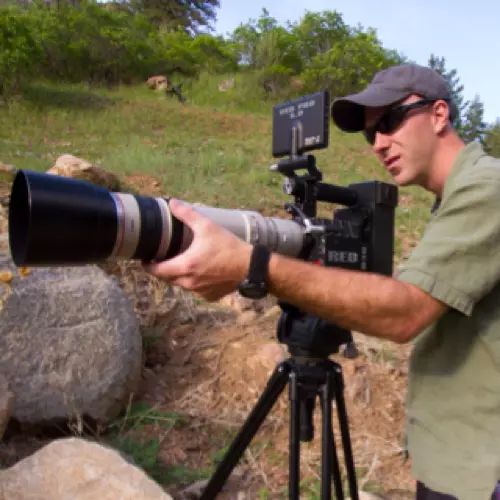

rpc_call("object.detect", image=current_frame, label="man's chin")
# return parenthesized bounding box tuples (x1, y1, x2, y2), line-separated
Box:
(391, 171, 414, 187)
(394, 178, 412, 187)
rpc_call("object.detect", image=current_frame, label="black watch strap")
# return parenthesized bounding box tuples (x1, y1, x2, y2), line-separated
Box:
(247, 244, 271, 283)
(238, 244, 271, 298)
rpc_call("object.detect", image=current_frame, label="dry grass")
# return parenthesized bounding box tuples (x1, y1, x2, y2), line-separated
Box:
(129, 297, 415, 498)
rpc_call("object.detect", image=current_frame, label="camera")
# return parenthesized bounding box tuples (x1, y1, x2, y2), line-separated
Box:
(8, 90, 398, 358)
(9, 90, 397, 275)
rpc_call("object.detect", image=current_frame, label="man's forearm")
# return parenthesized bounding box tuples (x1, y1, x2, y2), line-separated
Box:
(267, 253, 436, 343)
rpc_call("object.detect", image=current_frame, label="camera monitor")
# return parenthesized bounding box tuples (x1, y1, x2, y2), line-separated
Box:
(272, 90, 330, 158)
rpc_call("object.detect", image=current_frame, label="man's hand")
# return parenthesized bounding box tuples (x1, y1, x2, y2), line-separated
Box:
(143, 199, 253, 302)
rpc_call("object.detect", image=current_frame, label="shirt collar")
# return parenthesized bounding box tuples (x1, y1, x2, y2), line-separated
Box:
(431, 142, 486, 214)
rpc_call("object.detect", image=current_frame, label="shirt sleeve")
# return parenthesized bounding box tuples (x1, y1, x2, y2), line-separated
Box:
(396, 174, 500, 316)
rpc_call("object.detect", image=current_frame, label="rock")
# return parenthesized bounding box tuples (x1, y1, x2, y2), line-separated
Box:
(218, 291, 267, 314)
(0, 162, 16, 177)
(0, 204, 7, 234)
(156, 80, 170, 91)
(0, 255, 142, 425)
(0, 437, 173, 499)
(0, 233, 8, 253)
(0, 374, 14, 440)
(354, 492, 384, 500)
(218, 78, 235, 92)
(262, 305, 282, 319)
(146, 75, 171, 91)
(290, 76, 304, 90)
(236, 310, 259, 325)
(47, 154, 121, 190)
(0, 194, 9, 208)
(0, 162, 14, 209)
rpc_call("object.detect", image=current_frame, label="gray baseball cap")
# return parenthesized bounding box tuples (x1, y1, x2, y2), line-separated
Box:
(331, 63, 457, 132)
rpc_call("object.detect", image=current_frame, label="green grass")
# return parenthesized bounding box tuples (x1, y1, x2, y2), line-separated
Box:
(103, 401, 213, 488)
(0, 77, 434, 263)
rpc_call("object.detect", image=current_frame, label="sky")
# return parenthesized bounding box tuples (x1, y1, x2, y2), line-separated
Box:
(213, 0, 499, 123)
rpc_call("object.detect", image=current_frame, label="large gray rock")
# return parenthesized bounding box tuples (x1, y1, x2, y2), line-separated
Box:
(0, 256, 142, 425)
(0, 437, 173, 499)
(0, 374, 14, 439)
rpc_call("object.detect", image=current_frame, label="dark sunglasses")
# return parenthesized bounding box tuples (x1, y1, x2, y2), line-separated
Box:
(363, 98, 441, 145)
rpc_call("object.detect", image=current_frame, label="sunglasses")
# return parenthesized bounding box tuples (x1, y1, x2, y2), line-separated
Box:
(363, 98, 440, 145)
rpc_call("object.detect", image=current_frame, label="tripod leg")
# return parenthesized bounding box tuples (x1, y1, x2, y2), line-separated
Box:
(332, 365, 359, 500)
(321, 372, 344, 500)
(289, 371, 300, 500)
(200, 360, 291, 500)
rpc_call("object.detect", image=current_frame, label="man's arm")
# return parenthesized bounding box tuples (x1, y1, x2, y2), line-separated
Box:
(143, 199, 447, 344)
(267, 253, 448, 344)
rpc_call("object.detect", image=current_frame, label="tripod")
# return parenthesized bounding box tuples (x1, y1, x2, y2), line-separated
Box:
(199, 308, 359, 500)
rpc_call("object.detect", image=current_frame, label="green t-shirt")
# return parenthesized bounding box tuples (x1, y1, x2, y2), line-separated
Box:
(396, 142, 500, 499)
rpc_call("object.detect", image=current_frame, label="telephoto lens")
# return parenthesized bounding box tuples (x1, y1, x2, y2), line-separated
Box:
(8, 169, 306, 267)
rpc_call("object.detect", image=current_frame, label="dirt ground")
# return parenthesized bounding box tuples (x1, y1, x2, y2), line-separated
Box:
(0, 170, 417, 499)
(144, 311, 415, 498)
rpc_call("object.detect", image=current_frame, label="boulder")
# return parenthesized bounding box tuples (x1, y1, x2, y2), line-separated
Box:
(0, 374, 14, 440)
(47, 155, 121, 190)
(0, 437, 173, 499)
(0, 255, 142, 425)
(146, 76, 171, 91)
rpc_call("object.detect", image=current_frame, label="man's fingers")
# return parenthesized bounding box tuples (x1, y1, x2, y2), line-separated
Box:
(169, 198, 207, 231)
(143, 255, 188, 281)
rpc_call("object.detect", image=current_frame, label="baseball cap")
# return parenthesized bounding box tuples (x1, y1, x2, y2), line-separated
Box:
(331, 63, 457, 132)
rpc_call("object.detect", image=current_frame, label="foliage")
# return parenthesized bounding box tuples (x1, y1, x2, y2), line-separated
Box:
(461, 94, 487, 144)
(128, 0, 219, 34)
(0, 5, 41, 97)
(428, 54, 488, 144)
(0, 0, 492, 141)
(300, 26, 404, 98)
(149, 28, 238, 77)
(30, 1, 156, 84)
(0, 0, 238, 92)
(428, 54, 469, 133)
(228, 9, 406, 99)
(483, 119, 500, 158)
(290, 10, 351, 64)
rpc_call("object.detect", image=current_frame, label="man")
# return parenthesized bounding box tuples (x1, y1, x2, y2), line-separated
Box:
(143, 64, 500, 499)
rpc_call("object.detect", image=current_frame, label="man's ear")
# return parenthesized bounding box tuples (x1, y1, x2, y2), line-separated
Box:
(432, 100, 451, 134)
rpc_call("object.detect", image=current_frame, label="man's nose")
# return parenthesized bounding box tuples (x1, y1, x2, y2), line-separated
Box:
(372, 131, 391, 153)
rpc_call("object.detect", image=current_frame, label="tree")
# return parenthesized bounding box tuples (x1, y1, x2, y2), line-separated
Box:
(428, 54, 469, 134)
(289, 10, 350, 64)
(483, 119, 500, 158)
(461, 94, 487, 144)
(131, 0, 219, 34)
(301, 25, 404, 99)
(0, 4, 41, 96)
(229, 8, 281, 68)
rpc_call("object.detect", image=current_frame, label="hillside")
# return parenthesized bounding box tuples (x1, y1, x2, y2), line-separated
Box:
(0, 79, 434, 257)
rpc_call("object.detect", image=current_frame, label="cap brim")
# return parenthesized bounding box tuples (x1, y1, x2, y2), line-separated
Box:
(331, 85, 410, 132)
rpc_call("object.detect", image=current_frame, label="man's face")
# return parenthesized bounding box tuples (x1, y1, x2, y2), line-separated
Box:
(364, 94, 438, 187)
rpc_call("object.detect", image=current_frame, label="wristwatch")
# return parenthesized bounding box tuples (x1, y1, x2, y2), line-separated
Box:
(238, 244, 271, 299)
